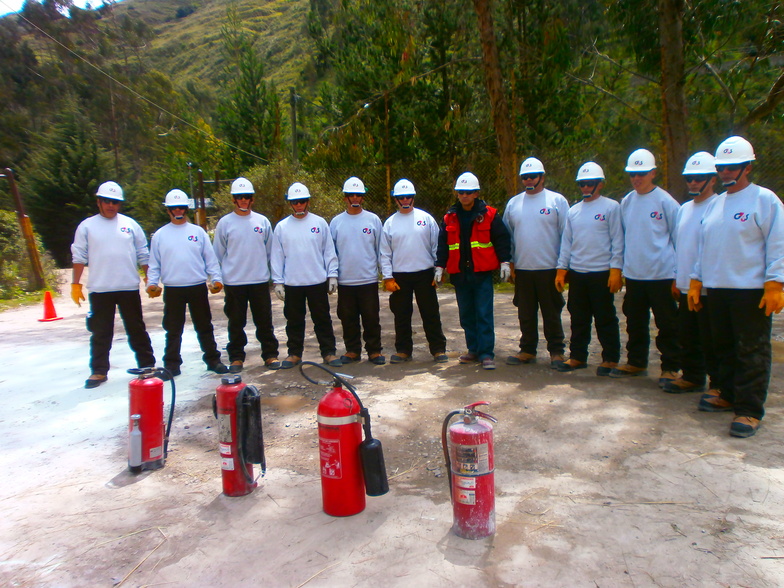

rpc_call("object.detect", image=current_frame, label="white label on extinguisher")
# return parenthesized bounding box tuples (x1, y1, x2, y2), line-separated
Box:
(149, 446, 162, 459)
(452, 443, 490, 475)
(319, 437, 342, 479)
(221, 457, 235, 471)
(219, 414, 232, 444)
(219, 443, 232, 455)
(456, 489, 477, 505)
(455, 475, 476, 489)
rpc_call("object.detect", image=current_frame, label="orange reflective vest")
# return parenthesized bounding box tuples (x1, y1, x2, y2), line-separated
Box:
(444, 206, 500, 274)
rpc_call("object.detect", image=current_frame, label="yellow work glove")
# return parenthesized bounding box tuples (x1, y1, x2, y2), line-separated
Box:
(146, 284, 162, 298)
(209, 281, 223, 294)
(608, 268, 623, 294)
(670, 280, 681, 301)
(759, 281, 784, 316)
(71, 283, 85, 306)
(384, 278, 401, 292)
(554, 269, 568, 293)
(687, 279, 703, 312)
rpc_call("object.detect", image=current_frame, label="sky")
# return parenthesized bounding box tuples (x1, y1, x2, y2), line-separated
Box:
(0, 0, 97, 17)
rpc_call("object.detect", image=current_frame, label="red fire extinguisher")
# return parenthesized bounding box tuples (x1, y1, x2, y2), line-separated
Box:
(127, 367, 176, 473)
(300, 362, 388, 517)
(212, 375, 266, 497)
(442, 401, 497, 539)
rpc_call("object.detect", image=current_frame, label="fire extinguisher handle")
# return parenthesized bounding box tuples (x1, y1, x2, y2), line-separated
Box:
(464, 401, 490, 410)
(473, 410, 498, 423)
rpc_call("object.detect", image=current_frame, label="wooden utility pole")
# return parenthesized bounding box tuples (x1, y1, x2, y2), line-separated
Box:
(194, 169, 207, 230)
(3, 168, 45, 289)
(473, 0, 518, 197)
(290, 87, 298, 165)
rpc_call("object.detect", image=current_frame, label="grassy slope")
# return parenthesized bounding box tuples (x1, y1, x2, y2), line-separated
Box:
(111, 0, 314, 93)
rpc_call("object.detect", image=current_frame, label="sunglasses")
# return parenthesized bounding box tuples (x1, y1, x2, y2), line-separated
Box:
(684, 174, 713, 183)
(715, 164, 744, 172)
(456, 190, 478, 195)
(520, 174, 542, 181)
(98, 197, 120, 204)
(394, 195, 414, 200)
(168, 206, 187, 211)
(577, 180, 600, 188)
(289, 198, 309, 205)
(628, 171, 650, 178)
(234, 195, 253, 201)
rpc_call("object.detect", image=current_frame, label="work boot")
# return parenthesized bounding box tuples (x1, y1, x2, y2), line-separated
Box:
(596, 362, 617, 377)
(280, 356, 301, 369)
(340, 353, 360, 364)
(698, 390, 733, 412)
(658, 371, 680, 388)
(265, 357, 281, 370)
(730, 416, 761, 438)
(208, 362, 229, 374)
(84, 374, 108, 389)
(229, 360, 243, 374)
(459, 352, 478, 364)
(390, 352, 411, 364)
(433, 353, 449, 363)
(506, 352, 536, 365)
(609, 364, 647, 378)
(663, 377, 705, 394)
(481, 358, 496, 370)
(368, 353, 386, 365)
(323, 355, 343, 367)
(555, 358, 587, 372)
(549, 354, 566, 369)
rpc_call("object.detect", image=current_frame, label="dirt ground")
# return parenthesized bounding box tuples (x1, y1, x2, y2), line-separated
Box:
(2, 280, 784, 587)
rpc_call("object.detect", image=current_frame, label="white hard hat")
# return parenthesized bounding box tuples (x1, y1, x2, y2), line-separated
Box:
(454, 172, 480, 191)
(231, 177, 254, 196)
(715, 136, 756, 165)
(519, 157, 545, 175)
(342, 177, 366, 194)
(625, 148, 656, 172)
(163, 189, 190, 208)
(683, 152, 717, 175)
(392, 179, 416, 197)
(286, 182, 311, 200)
(575, 162, 605, 181)
(96, 181, 124, 201)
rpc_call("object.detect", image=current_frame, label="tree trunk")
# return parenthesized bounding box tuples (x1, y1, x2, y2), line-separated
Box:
(472, 0, 518, 197)
(659, 0, 689, 201)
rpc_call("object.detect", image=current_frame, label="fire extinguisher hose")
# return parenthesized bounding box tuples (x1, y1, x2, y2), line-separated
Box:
(441, 410, 463, 501)
(235, 385, 265, 486)
(163, 375, 176, 459)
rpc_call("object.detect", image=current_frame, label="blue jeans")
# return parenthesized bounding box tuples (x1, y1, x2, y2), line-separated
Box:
(453, 272, 495, 359)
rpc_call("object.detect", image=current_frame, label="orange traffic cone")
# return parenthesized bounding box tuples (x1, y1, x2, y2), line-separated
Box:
(38, 290, 63, 322)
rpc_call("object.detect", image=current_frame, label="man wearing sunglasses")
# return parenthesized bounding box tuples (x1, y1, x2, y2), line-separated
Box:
(271, 182, 341, 369)
(610, 149, 681, 386)
(555, 162, 623, 376)
(667, 152, 719, 395)
(71, 181, 156, 388)
(147, 189, 228, 377)
(379, 178, 448, 363)
(213, 177, 280, 373)
(689, 136, 784, 438)
(435, 172, 512, 370)
(502, 157, 569, 367)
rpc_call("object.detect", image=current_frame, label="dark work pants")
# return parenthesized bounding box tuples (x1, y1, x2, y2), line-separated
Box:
(337, 283, 382, 356)
(88, 290, 155, 376)
(622, 279, 680, 371)
(162, 284, 221, 369)
(389, 269, 446, 356)
(707, 288, 771, 420)
(566, 270, 620, 363)
(513, 269, 565, 355)
(454, 272, 495, 359)
(283, 282, 336, 358)
(677, 293, 718, 387)
(224, 283, 279, 362)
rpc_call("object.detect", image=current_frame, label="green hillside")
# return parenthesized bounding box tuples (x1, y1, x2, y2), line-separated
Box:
(110, 0, 314, 92)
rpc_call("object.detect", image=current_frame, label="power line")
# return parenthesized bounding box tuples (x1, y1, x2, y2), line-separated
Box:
(1, 0, 268, 164)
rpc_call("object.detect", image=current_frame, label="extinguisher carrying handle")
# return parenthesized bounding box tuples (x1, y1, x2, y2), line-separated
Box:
(464, 401, 497, 424)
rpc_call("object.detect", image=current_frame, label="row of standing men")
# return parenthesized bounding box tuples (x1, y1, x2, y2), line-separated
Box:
(70, 135, 784, 439)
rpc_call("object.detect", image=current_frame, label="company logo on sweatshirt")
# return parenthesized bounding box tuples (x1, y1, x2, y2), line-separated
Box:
(310, 226, 321, 233)
(733, 212, 750, 222)
(594, 214, 606, 222)
(649, 211, 663, 220)
(253, 226, 264, 233)
(416, 220, 428, 226)
(120, 226, 132, 234)
(362, 227, 373, 234)
(188, 235, 199, 242)
(539, 208, 552, 215)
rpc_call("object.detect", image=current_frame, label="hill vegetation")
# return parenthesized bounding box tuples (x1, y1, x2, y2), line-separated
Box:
(0, 0, 783, 279)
